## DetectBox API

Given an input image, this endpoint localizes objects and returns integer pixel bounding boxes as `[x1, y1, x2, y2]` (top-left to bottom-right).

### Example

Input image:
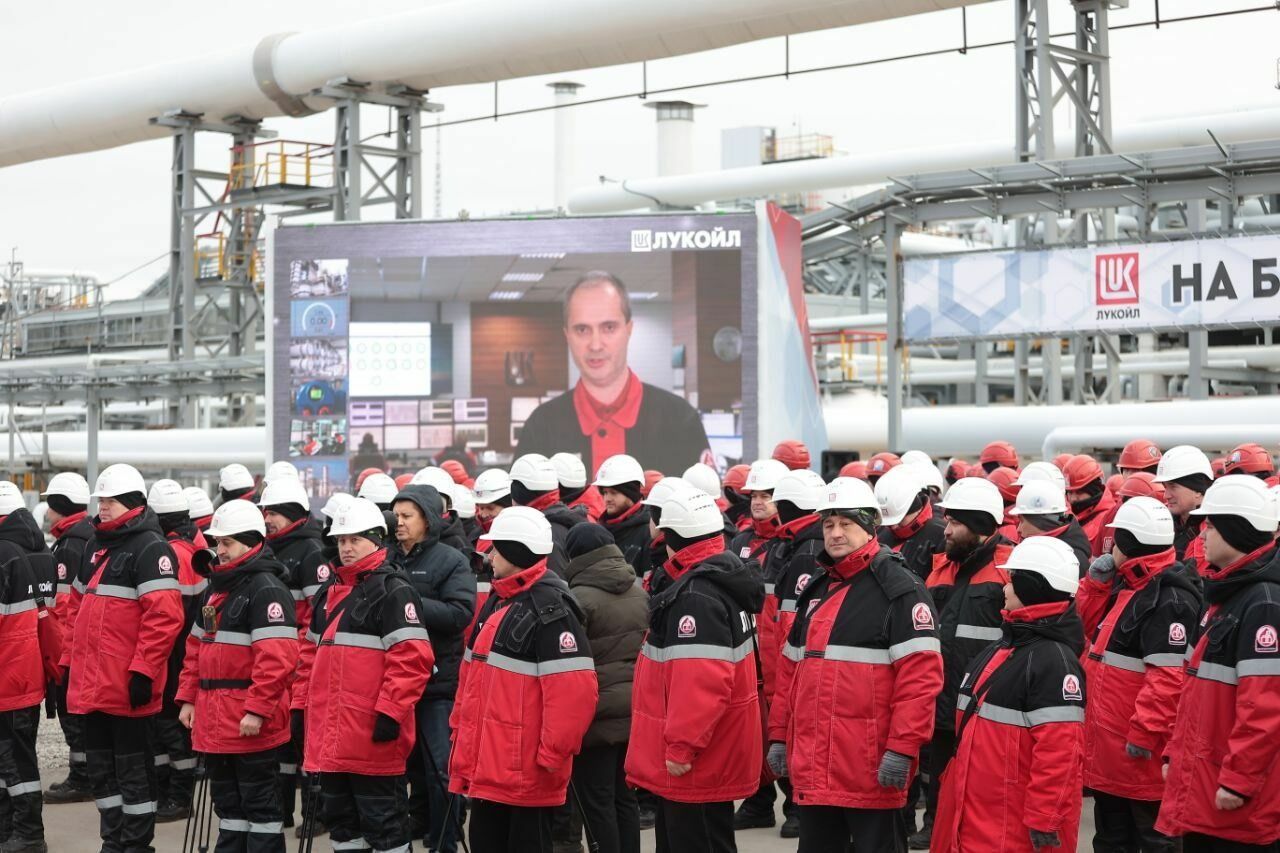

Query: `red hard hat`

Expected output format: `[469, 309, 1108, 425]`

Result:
[1211, 457, 1228, 478]
[1106, 473, 1124, 496]
[966, 463, 987, 479]
[1062, 455, 1105, 491]
[1118, 471, 1165, 502]
[839, 461, 868, 481]
[394, 473, 414, 490]
[641, 470, 664, 498]
[986, 466, 1021, 504]
[1223, 442, 1275, 476]
[440, 459, 471, 484]
[355, 467, 385, 490]
[771, 439, 811, 471]
[866, 452, 901, 479]
[723, 464, 751, 493]
[979, 440, 1019, 470]
[1052, 453, 1073, 470]
[945, 459, 969, 483]
[1118, 439, 1162, 472]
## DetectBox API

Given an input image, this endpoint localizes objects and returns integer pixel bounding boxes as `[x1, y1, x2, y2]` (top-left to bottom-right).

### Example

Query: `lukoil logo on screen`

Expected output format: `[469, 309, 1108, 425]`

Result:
[631, 228, 742, 252]
[1095, 252, 1140, 305]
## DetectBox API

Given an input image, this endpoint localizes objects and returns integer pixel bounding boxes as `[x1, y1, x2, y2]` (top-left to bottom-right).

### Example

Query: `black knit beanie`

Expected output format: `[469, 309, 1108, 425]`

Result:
[566, 523, 614, 560]
[510, 481, 554, 507]
[263, 502, 309, 523]
[665, 528, 721, 554]
[1209, 514, 1273, 555]
[1069, 480, 1106, 515]
[1113, 527, 1168, 560]
[115, 491, 147, 511]
[156, 510, 190, 537]
[822, 508, 878, 536]
[47, 494, 86, 517]
[231, 531, 265, 549]
[493, 539, 541, 569]
[1169, 473, 1213, 495]
[609, 481, 645, 505]
[776, 499, 809, 526]
[1012, 570, 1073, 606]
[219, 486, 254, 504]
[945, 508, 998, 538]
[560, 485, 587, 505]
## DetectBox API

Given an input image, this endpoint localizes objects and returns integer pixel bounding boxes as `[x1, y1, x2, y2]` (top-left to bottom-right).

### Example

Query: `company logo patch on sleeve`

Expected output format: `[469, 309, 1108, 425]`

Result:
[795, 574, 812, 594]
[158, 555, 174, 575]
[1168, 623, 1187, 646]
[1062, 674, 1083, 701]
[739, 547, 751, 559]
[317, 565, 331, 581]
[57, 563, 67, 580]
[1256, 624, 1278, 654]
[911, 602, 935, 631]
[404, 603, 419, 624]
[678, 615, 697, 638]
[559, 631, 578, 653]
[266, 602, 285, 623]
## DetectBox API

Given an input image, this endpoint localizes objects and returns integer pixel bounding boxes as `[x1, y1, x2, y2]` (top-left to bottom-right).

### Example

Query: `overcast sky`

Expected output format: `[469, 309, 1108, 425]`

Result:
[1, 0, 1277, 297]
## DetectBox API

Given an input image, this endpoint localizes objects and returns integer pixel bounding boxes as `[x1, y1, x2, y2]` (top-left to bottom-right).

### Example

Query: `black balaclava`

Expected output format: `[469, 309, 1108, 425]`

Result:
[981, 460, 1001, 474]
[263, 502, 309, 524]
[565, 523, 614, 560]
[1024, 512, 1069, 533]
[493, 539, 541, 570]
[1069, 479, 1106, 515]
[664, 528, 721, 554]
[1209, 514, 1273, 556]
[219, 486, 254, 504]
[47, 494, 87, 518]
[510, 481, 553, 507]
[156, 510, 190, 537]
[945, 508, 998, 538]
[1169, 473, 1213, 496]
[1011, 570, 1073, 606]
[116, 491, 147, 511]
[776, 499, 809, 526]
[560, 485, 587, 505]
[1113, 528, 1168, 560]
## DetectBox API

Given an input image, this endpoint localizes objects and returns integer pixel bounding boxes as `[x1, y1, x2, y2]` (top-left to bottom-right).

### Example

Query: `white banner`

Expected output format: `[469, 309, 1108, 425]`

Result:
[902, 233, 1280, 341]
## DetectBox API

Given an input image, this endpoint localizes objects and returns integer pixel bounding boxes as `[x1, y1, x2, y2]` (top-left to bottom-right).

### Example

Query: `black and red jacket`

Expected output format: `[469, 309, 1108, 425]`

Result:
[0, 509, 62, 685]
[1173, 515, 1207, 576]
[600, 501, 652, 579]
[449, 561, 597, 807]
[1076, 489, 1118, 558]
[296, 548, 434, 776]
[566, 485, 605, 523]
[1157, 544, 1280, 845]
[1078, 548, 1202, 802]
[926, 535, 1014, 731]
[0, 524, 53, 712]
[933, 601, 1087, 853]
[1020, 518, 1092, 578]
[525, 491, 583, 577]
[175, 545, 298, 755]
[728, 516, 783, 693]
[161, 521, 209, 707]
[65, 508, 184, 717]
[758, 513, 819, 700]
[877, 499, 946, 582]
[267, 517, 327, 637]
[50, 512, 92, 621]
[771, 517, 824, 663]
[626, 539, 765, 804]
[770, 540, 942, 810]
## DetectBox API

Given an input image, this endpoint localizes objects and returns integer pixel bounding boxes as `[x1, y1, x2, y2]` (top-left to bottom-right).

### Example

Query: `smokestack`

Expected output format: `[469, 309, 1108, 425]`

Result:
[548, 81, 583, 210]
[646, 100, 703, 178]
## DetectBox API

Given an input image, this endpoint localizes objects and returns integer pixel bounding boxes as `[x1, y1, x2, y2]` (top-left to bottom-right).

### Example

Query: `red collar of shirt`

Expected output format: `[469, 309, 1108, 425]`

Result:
[336, 547, 387, 585]
[524, 490, 561, 512]
[1206, 542, 1277, 580]
[825, 538, 880, 582]
[215, 543, 263, 574]
[574, 370, 644, 434]
[889, 499, 934, 542]
[267, 517, 306, 541]
[493, 561, 548, 599]
[1117, 548, 1177, 590]
[752, 514, 782, 540]
[664, 537, 727, 581]
[1003, 600, 1073, 623]
[94, 506, 145, 532]
[51, 511, 88, 539]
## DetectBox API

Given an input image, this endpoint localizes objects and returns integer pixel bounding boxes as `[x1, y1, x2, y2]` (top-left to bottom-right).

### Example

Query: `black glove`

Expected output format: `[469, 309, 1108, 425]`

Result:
[291, 709, 305, 744]
[128, 673, 153, 709]
[1029, 829, 1061, 850]
[371, 713, 400, 743]
[44, 683, 57, 719]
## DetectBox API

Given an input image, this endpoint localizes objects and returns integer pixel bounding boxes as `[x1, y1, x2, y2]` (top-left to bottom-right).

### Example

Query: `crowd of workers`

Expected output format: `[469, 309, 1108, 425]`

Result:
[0, 436, 1276, 853]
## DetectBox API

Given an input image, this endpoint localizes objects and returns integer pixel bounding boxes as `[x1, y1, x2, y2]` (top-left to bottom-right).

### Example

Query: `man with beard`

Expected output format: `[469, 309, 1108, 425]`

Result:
[911, 477, 1012, 850]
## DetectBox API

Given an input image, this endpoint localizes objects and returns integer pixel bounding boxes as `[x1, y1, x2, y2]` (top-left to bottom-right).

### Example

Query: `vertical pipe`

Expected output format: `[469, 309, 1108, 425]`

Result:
[549, 82, 583, 210]
[86, 388, 99, 502]
[885, 219, 903, 450]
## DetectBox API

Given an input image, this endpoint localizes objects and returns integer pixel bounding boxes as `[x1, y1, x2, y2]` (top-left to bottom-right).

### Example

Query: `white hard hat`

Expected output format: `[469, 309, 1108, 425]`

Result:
[774, 469, 826, 511]
[904, 460, 945, 495]
[329, 497, 388, 537]
[1106, 496, 1174, 546]
[473, 469, 513, 504]
[874, 465, 926, 526]
[938, 477, 1005, 527]
[550, 453, 588, 490]
[259, 477, 311, 513]
[655, 489, 724, 538]
[643, 477, 698, 510]
[320, 492, 355, 520]
[900, 450, 934, 468]
[1153, 445, 1214, 484]
[998, 536, 1080, 596]
[91, 464, 146, 499]
[1015, 461, 1067, 489]
[479, 506, 554, 555]
[681, 463, 722, 500]
[183, 487, 215, 519]
[411, 467, 457, 505]
[452, 486, 476, 520]
[1192, 474, 1279, 533]
[510, 453, 559, 493]
[0, 482, 25, 516]
[358, 473, 399, 505]
[743, 458, 789, 493]
[206, 499, 267, 539]
[147, 479, 189, 515]
[1009, 480, 1068, 517]
[42, 472, 90, 506]
[818, 476, 880, 523]
[219, 463, 255, 493]
[594, 454, 645, 489]
[264, 461, 300, 484]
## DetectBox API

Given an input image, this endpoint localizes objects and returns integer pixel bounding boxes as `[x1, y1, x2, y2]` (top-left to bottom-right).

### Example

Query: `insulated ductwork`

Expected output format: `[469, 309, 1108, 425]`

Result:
[0, 0, 994, 167]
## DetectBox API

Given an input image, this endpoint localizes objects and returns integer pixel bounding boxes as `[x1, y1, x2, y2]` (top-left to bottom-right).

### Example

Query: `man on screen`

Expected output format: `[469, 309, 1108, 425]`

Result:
[517, 271, 712, 474]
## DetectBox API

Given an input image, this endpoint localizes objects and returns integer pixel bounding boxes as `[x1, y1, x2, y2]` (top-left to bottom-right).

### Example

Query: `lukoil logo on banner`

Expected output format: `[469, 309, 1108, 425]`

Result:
[1095, 252, 1139, 305]
[631, 228, 741, 252]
